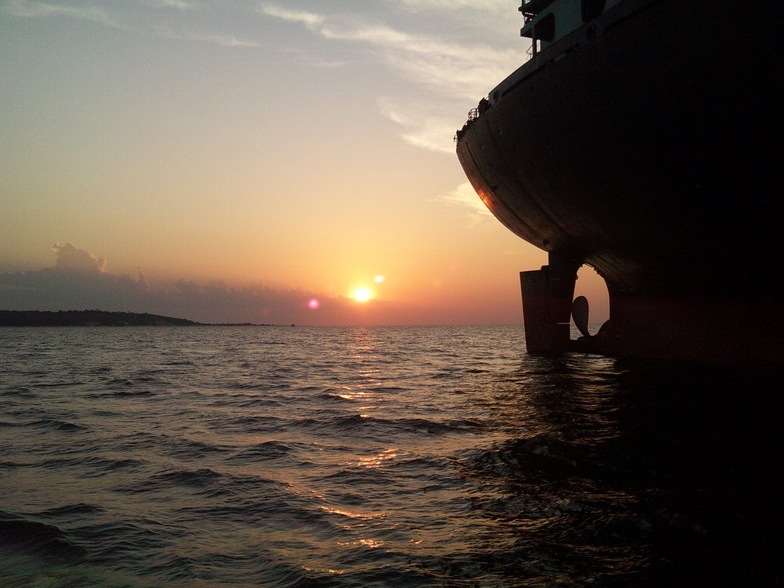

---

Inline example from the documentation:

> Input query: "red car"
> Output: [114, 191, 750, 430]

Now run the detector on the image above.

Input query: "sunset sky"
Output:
[1, 0, 608, 326]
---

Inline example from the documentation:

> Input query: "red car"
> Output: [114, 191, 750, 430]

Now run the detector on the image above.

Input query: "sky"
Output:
[1, 0, 609, 326]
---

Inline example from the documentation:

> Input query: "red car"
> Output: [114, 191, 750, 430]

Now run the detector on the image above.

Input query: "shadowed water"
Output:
[1, 326, 782, 586]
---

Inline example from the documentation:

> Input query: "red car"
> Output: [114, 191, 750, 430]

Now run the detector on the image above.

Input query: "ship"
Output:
[455, 0, 783, 367]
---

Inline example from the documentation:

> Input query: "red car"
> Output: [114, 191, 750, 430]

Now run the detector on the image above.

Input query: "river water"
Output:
[1, 325, 781, 586]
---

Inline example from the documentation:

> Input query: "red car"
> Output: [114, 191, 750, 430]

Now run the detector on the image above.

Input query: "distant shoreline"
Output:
[0, 310, 278, 327]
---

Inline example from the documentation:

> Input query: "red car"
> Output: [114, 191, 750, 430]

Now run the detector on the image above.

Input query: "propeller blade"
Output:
[572, 296, 591, 338]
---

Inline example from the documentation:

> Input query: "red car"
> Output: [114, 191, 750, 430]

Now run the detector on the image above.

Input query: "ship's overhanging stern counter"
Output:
[456, 0, 783, 366]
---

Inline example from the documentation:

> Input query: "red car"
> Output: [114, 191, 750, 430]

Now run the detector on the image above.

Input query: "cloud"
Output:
[260, 2, 521, 150]
[378, 98, 458, 153]
[396, 0, 510, 9]
[258, 4, 324, 31]
[0, 246, 148, 317]
[262, 5, 518, 100]
[318, 21, 518, 100]
[53, 243, 107, 274]
[0, 244, 405, 325]
[154, 24, 259, 47]
[4, 0, 120, 27]
[435, 182, 493, 225]
[4, 0, 258, 48]
[5, 1, 522, 147]
[143, 0, 198, 10]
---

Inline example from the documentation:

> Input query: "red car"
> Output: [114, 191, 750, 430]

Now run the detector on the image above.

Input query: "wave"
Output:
[30, 380, 86, 389]
[82, 456, 147, 477]
[0, 386, 34, 397]
[0, 512, 86, 563]
[316, 389, 357, 402]
[26, 418, 85, 432]
[75, 519, 170, 565]
[112, 389, 156, 398]
[209, 392, 283, 408]
[215, 414, 287, 435]
[292, 413, 481, 438]
[3, 326, 781, 586]
[115, 467, 283, 502]
[37, 503, 105, 517]
[228, 440, 299, 462]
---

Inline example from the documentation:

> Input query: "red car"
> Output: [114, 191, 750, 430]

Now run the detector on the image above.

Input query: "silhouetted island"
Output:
[0, 310, 277, 327]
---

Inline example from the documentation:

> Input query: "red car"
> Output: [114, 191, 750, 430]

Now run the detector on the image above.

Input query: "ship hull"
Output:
[457, 0, 783, 366]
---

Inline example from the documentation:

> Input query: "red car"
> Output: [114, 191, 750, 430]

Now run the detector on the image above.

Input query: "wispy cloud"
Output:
[155, 24, 258, 47]
[4, 0, 257, 48]
[4, 0, 121, 28]
[5, 0, 521, 149]
[143, 0, 199, 10]
[258, 4, 324, 31]
[378, 98, 458, 153]
[436, 182, 492, 221]
[260, 2, 520, 151]
[262, 5, 517, 99]
[320, 22, 517, 98]
[396, 0, 511, 10]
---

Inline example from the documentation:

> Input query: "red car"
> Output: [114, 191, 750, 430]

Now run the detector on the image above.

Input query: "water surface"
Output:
[1, 326, 781, 586]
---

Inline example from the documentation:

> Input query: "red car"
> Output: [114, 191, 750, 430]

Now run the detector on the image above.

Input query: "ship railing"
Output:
[455, 104, 486, 142]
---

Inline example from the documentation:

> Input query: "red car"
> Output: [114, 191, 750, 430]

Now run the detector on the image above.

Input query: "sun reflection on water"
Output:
[319, 506, 387, 521]
[355, 447, 400, 469]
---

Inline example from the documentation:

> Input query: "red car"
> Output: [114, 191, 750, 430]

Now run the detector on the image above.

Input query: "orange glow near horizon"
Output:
[2, 3, 586, 327]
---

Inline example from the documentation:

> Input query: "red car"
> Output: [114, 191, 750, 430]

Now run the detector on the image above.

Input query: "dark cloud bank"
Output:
[0, 244, 401, 326]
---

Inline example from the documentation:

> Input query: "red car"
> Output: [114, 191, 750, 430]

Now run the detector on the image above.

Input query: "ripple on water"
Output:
[0, 326, 781, 587]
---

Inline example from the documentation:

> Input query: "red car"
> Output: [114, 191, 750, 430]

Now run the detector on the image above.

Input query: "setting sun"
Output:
[353, 287, 372, 303]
